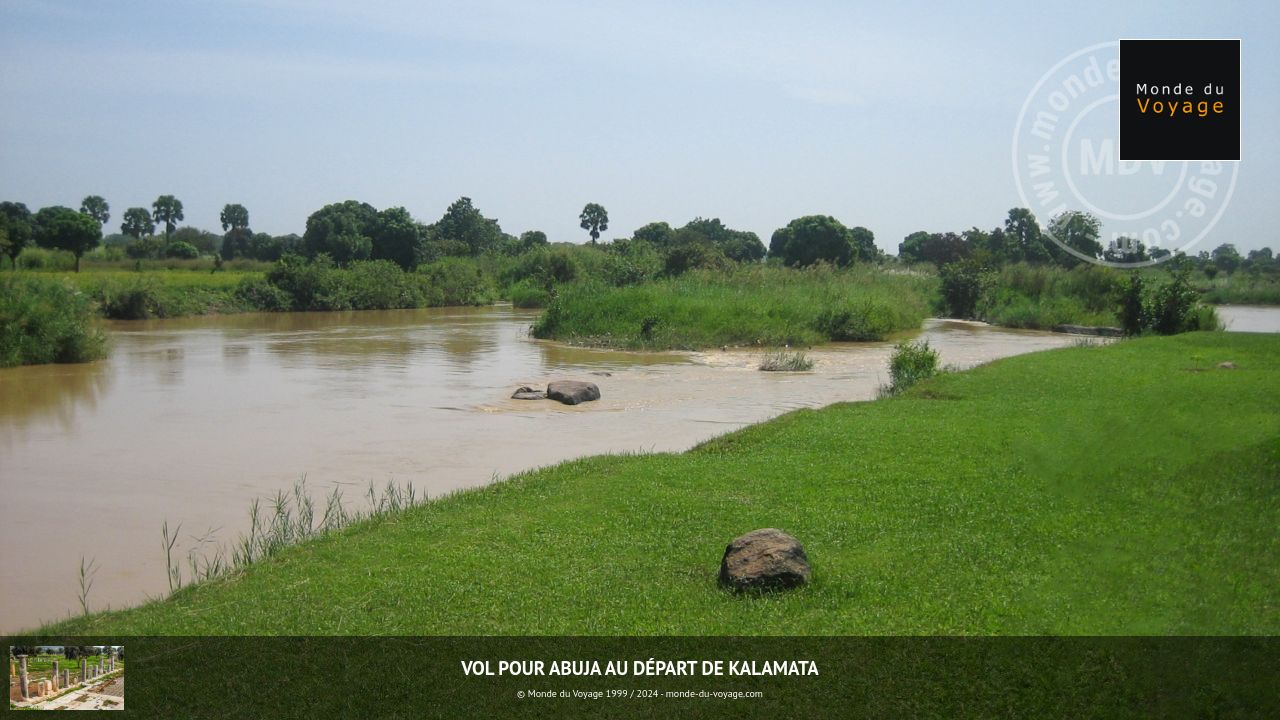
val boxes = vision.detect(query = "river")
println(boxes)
[2,305,1270,632]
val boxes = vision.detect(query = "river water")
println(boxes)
[7,305,1273,632]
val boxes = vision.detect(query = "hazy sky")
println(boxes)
[2,0,1276,252]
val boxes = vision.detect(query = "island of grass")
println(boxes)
[532,264,937,350]
[37,332,1278,635]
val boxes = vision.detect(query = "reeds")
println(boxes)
[161,476,426,597]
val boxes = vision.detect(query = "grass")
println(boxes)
[533,264,937,350]
[33,331,1279,635]
[758,349,813,371]
[1199,272,1280,305]
[0,275,107,366]
[977,263,1123,329]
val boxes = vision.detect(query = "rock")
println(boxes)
[1218,361,1237,369]
[546,380,600,405]
[511,386,547,400]
[718,528,810,592]
[1053,324,1123,337]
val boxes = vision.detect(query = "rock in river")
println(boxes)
[718,528,811,592]
[511,386,547,400]
[546,380,601,405]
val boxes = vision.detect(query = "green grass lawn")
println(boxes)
[37,332,1279,635]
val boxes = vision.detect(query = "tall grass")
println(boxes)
[977,263,1122,329]
[533,263,936,349]
[1199,274,1280,305]
[162,478,426,595]
[0,275,107,366]
[759,349,814,371]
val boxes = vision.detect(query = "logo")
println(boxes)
[1012,41,1238,268]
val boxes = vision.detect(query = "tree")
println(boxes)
[1246,247,1273,264]
[518,230,548,253]
[849,226,878,262]
[1211,243,1242,275]
[432,197,504,256]
[579,203,609,245]
[121,207,155,239]
[304,200,377,263]
[1103,236,1148,263]
[370,206,424,270]
[0,201,33,269]
[680,217,765,262]
[152,195,184,240]
[1046,211,1103,265]
[1002,208,1050,264]
[770,215,860,267]
[34,205,101,272]
[80,195,110,227]
[220,203,252,260]
[632,221,675,248]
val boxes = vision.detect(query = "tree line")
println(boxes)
[3,193,1273,277]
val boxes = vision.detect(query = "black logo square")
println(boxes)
[1120,39,1240,161]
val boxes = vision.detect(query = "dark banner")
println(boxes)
[6,636,1278,718]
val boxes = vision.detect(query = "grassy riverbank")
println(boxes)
[36,331,1278,635]
[533,265,937,349]
[0,275,106,367]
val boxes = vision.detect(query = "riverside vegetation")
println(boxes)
[2,195,1265,365]
[34,331,1279,635]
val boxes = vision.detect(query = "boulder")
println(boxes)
[511,386,547,400]
[546,380,601,405]
[718,528,810,592]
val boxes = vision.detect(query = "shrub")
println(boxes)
[94,276,163,319]
[16,247,76,271]
[345,260,427,310]
[235,277,292,312]
[266,254,351,311]
[165,240,200,259]
[1147,264,1205,335]
[1119,272,1146,336]
[886,340,940,395]
[814,301,897,341]
[419,257,495,306]
[0,275,107,366]
[939,260,991,319]
[509,278,551,308]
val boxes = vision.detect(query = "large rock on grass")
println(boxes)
[718,528,810,592]
[546,380,601,405]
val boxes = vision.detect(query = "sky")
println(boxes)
[1,0,1277,253]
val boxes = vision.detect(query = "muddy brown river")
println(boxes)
[0,306,1154,632]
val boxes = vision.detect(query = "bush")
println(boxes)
[886,340,940,395]
[1148,264,1213,335]
[265,254,351,311]
[1119,272,1145,336]
[939,260,991,319]
[94,275,163,319]
[16,247,76,271]
[345,260,427,310]
[509,278,551,308]
[813,301,897,341]
[0,275,107,366]
[165,241,200,259]
[235,277,292,312]
[419,257,495,306]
